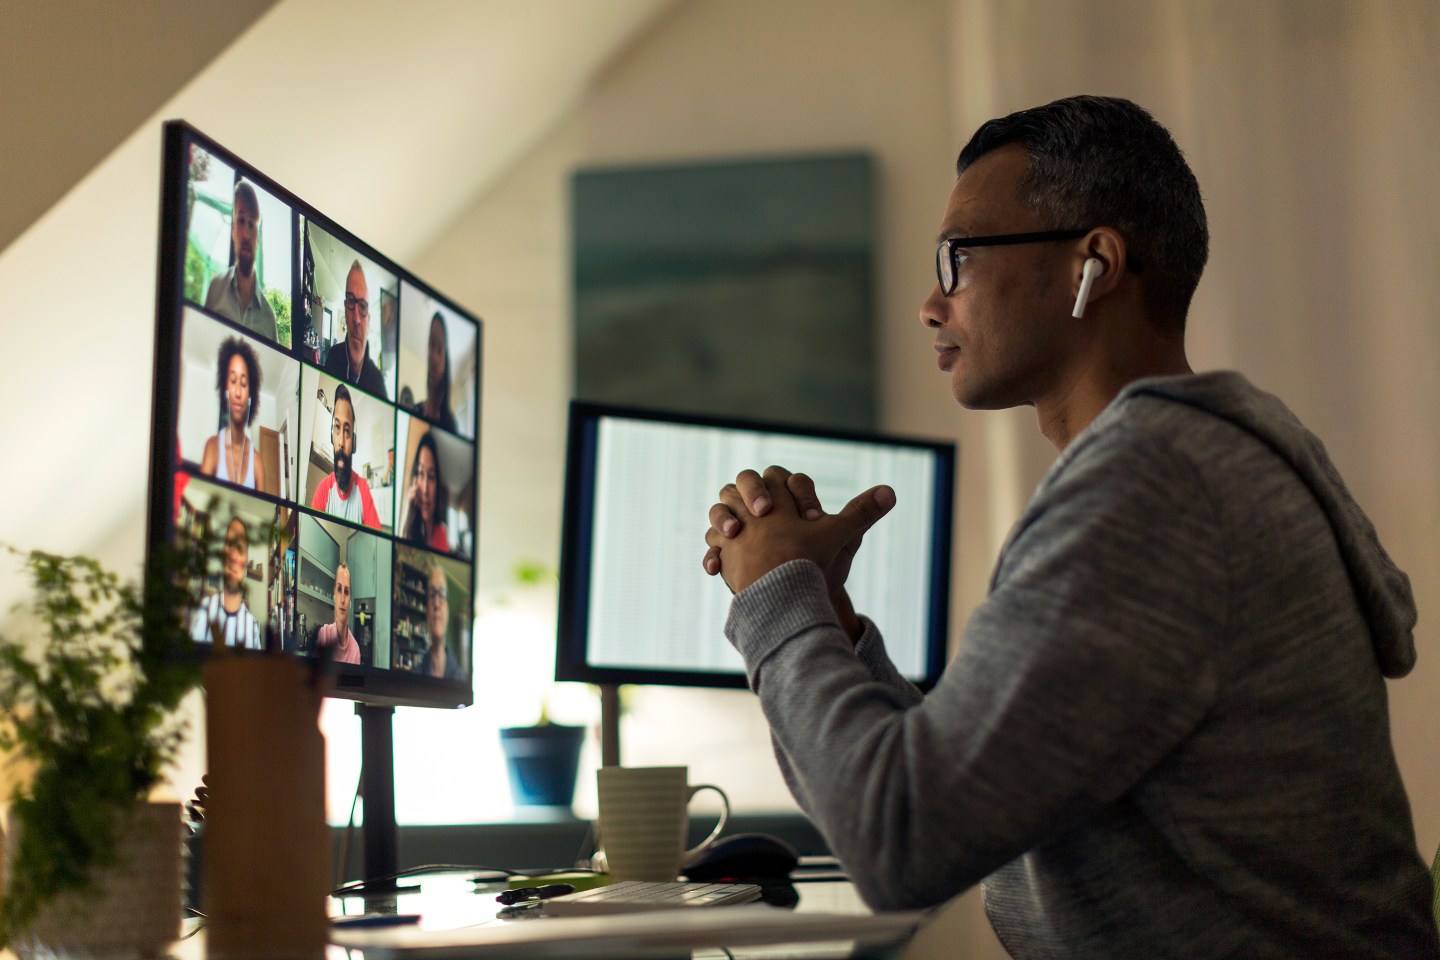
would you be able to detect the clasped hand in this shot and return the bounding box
[702,465,896,638]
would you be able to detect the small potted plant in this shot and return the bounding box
[0,539,208,955]
[499,696,587,810]
[492,560,587,810]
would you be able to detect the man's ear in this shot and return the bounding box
[1070,228,1126,318]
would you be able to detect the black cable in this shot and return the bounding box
[334,762,364,889]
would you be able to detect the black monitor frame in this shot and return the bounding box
[147,120,481,709]
[147,122,483,889]
[556,401,955,692]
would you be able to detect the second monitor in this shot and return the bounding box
[557,402,956,691]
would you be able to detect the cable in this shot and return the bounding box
[180,909,208,941]
[334,763,364,890]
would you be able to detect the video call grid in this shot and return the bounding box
[167,130,480,680]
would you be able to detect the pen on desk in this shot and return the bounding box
[331,913,422,928]
[495,883,575,905]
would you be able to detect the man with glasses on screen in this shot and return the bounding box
[204,179,278,343]
[324,260,388,399]
[702,96,1436,957]
[418,562,459,680]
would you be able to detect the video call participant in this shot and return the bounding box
[204,179,278,342]
[401,431,449,552]
[413,311,457,432]
[418,562,459,680]
[702,96,1438,955]
[323,260,388,399]
[189,516,262,650]
[200,337,266,490]
[311,384,380,528]
[314,562,361,664]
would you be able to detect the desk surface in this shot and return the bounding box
[172,872,910,959]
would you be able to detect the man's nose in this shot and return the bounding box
[919,285,946,328]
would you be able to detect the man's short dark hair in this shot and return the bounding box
[333,383,354,423]
[957,95,1209,324]
[216,337,262,426]
[233,179,260,218]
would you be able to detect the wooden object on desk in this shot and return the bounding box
[203,655,329,959]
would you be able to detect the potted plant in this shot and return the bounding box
[492,560,587,810]
[0,539,208,955]
[500,697,587,809]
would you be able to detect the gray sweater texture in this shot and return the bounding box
[725,372,1438,958]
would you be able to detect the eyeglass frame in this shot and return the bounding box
[934,229,1093,297]
[344,294,370,317]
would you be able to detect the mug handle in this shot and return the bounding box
[682,783,730,859]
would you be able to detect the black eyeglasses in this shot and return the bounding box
[935,229,1090,296]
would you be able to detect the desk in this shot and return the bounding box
[170,871,914,959]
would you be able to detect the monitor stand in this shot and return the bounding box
[354,704,419,895]
[599,683,622,767]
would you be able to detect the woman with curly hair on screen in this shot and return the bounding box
[201,336,266,491]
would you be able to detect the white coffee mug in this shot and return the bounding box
[595,766,730,882]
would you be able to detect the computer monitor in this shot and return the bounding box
[556,402,955,697]
[145,121,482,884]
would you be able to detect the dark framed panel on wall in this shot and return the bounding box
[572,153,876,432]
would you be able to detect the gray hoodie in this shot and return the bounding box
[726,372,1437,959]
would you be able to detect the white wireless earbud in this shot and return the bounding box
[1072,258,1103,319]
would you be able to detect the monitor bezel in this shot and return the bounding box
[146,120,481,709]
[556,400,955,692]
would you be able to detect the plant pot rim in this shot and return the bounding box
[500,723,585,737]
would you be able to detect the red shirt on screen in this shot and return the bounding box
[311,473,381,529]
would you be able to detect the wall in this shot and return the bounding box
[408,0,961,803]
[404,0,1438,953]
[3,0,1432,953]
[400,0,1014,950]
[0,0,280,254]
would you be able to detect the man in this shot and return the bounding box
[315,562,360,664]
[189,516,262,650]
[204,179,279,342]
[418,562,460,679]
[703,96,1437,957]
[323,260,388,398]
[310,384,381,528]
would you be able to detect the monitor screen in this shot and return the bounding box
[146,122,481,708]
[556,402,955,689]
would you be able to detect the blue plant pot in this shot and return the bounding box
[499,724,585,808]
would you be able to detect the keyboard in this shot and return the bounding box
[542,880,763,916]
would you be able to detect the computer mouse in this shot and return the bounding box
[681,832,800,882]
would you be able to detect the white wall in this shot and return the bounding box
[395,0,1012,951]
[407,0,960,804]
[2,1,1433,953]
[397,1,1438,953]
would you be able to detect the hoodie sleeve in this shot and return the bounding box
[725,425,1225,911]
